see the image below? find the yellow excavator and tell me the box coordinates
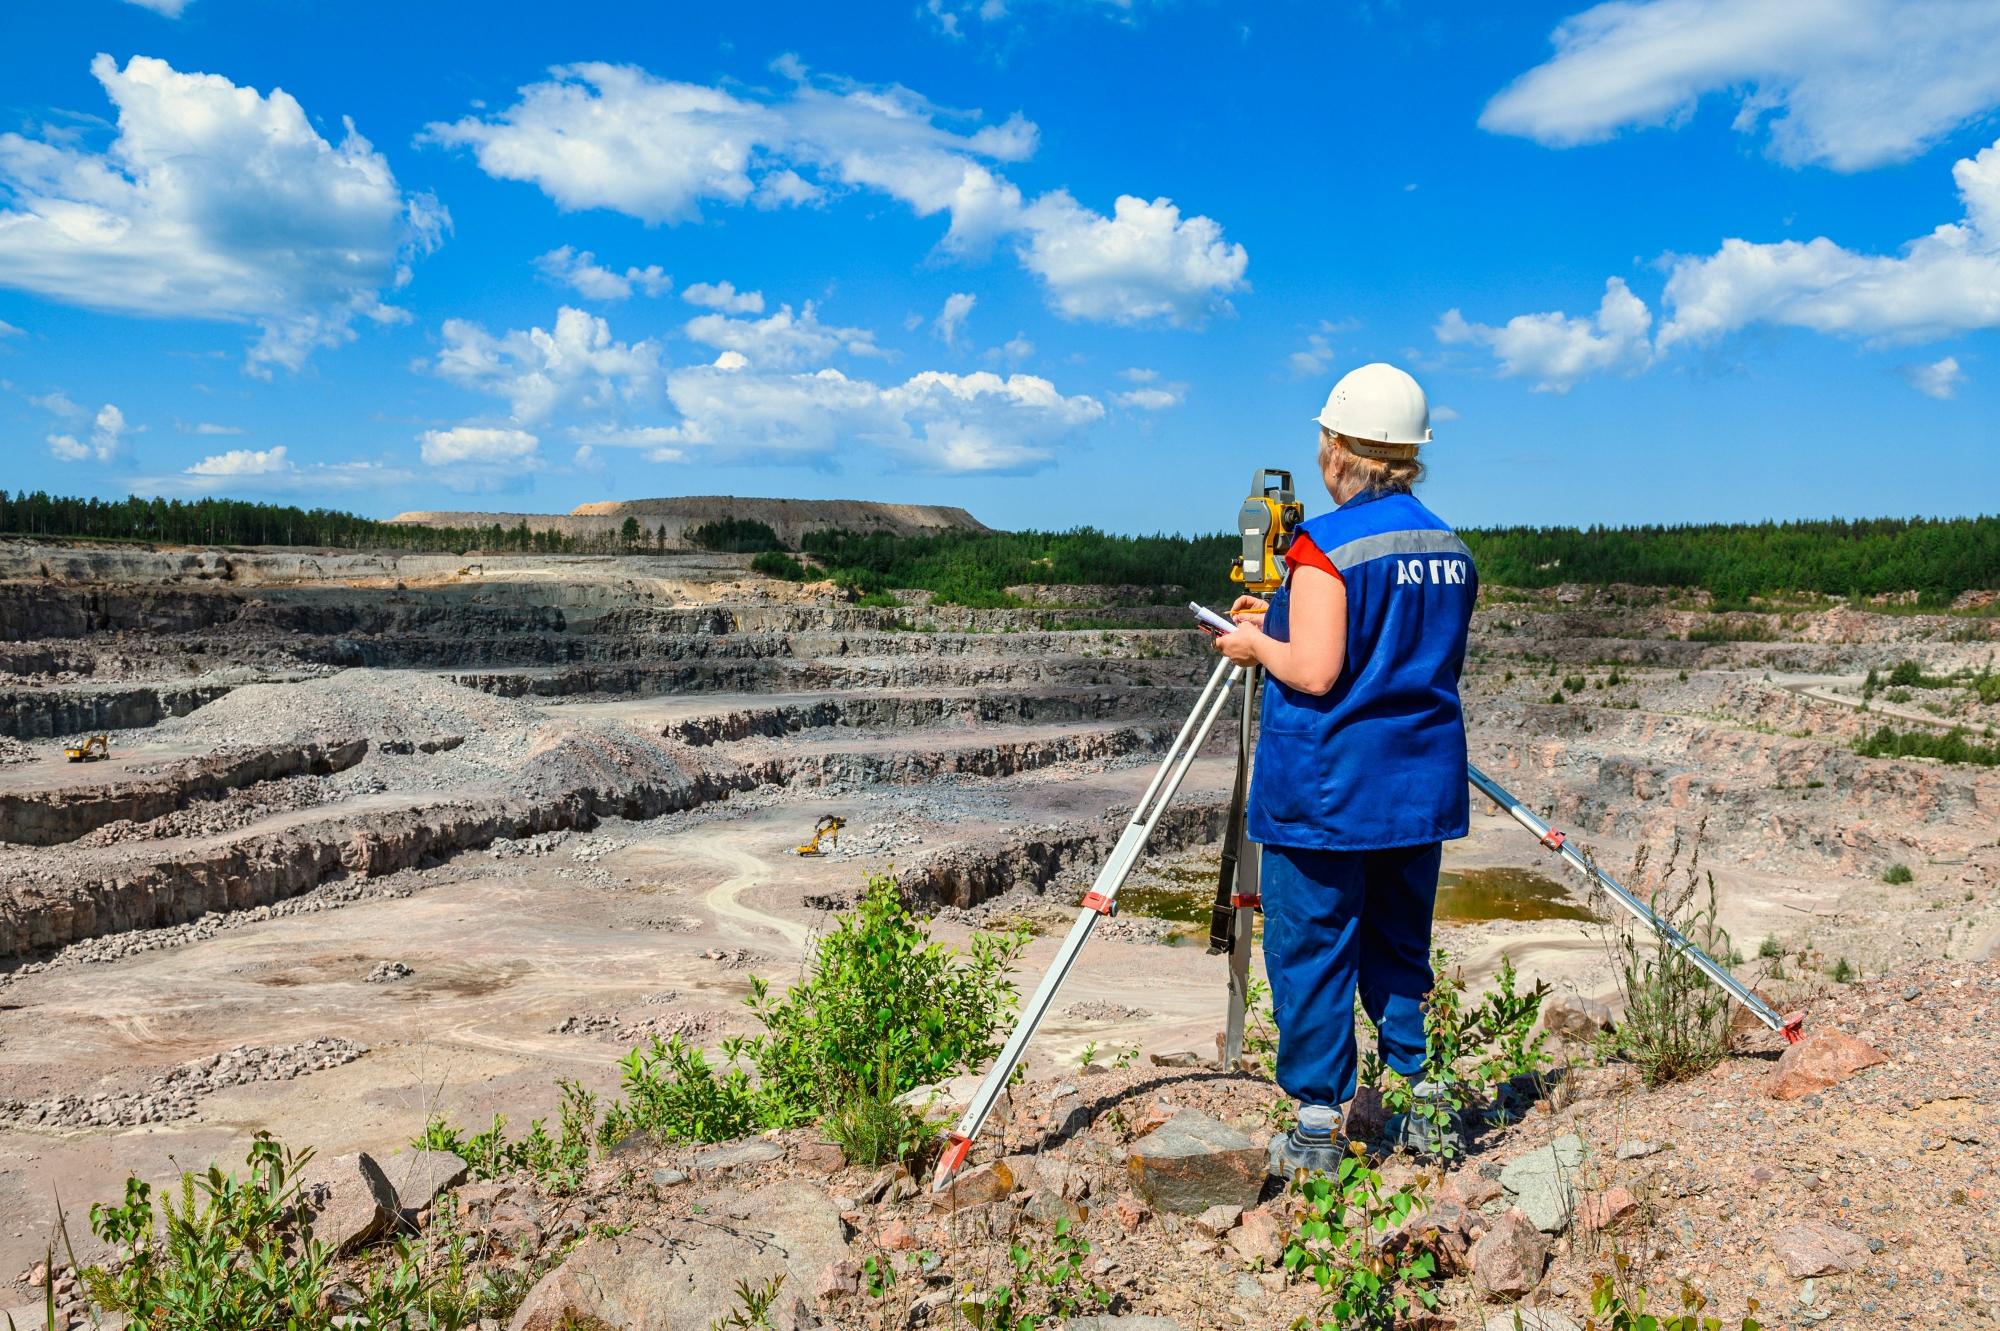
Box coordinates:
[793,815,845,857]
[64,734,110,763]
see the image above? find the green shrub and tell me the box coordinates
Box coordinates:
[1470,953,1552,1086]
[688,518,785,553]
[599,1036,768,1146]
[1757,934,1783,959]
[750,550,810,581]
[76,1133,493,1330]
[745,874,1030,1122]
[1882,862,1914,885]
[1610,852,1733,1088]
[1281,1147,1438,1330]
[1830,956,1857,983]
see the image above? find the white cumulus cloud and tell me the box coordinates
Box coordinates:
[154,450,411,496]
[681,280,766,314]
[933,292,976,345]
[0,54,447,374]
[682,302,882,370]
[425,61,1244,326]
[418,425,541,467]
[1436,277,1654,393]
[47,402,128,462]
[534,246,669,300]
[1442,135,2000,388]
[428,306,660,424]
[1482,0,2000,171]
[185,444,290,476]
[1113,383,1185,410]
[1900,356,1964,400]
[124,0,192,14]
[1017,193,1247,325]
[1659,138,2000,347]
[576,358,1101,474]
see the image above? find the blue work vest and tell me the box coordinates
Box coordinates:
[1246,488,1477,851]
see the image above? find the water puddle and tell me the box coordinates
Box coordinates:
[1114,863,1589,925]
[1436,867,1591,923]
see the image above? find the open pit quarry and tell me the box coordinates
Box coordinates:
[1,536,1997,1327]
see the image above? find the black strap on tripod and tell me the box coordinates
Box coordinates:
[1207,670,1254,955]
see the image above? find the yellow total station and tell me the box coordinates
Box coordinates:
[1228,469,1304,596]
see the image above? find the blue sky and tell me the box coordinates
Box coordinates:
[1,0,1995,536]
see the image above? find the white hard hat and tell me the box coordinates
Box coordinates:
[1312,362,1432,458]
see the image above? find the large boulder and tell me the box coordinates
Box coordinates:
[1469,1207,1549,1298]
[507,1181,850,1330]
[1541,995,1614,1042]
[1498,1134,1585,1234]
[1766,1033,1887,1101]
[384,1149,468,1215]
[297,1152,397,1254]
[1124,1109,1263,1215]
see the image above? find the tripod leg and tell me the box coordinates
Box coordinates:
[932,660,1244,1190]
[1221,666,1259,1067]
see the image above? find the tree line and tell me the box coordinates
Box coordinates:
[4,490,1995,604]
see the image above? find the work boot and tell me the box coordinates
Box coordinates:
[1267,1103,1347,1179]
[1383,1080,1469,1160]
[1267,1125,1347,1179]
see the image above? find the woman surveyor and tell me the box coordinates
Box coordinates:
[1211,361,1478,1175]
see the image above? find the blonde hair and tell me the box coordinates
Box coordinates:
[1320,428,1423,497]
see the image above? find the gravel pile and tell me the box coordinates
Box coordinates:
[161,670,540,752]
[552,1011,711,1044]
[73,773,335,847]
[0,1036,366,1129]
[366,960,414,982]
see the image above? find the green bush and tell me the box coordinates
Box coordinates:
[587,873,1028,1149]
[1281,1147,1438,1330]
[688,518,785,552]
[750,550,810,581]
[1469,953,1552,1085]
[745,874,1029,1122]
[600,1035,768,1147]
[76,1133,496,1330]
[1830,956,1857,983]
[1882,862,1914,885]
[1611,856,1734,1088]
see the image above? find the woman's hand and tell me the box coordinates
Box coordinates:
[1229,595,1269,620]
[1213,618,1265,665]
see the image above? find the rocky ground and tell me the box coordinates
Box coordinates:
[0,539,1995,1327]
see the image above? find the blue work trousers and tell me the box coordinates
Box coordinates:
[1259,841,1440,1108]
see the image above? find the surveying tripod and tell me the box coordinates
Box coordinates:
[930,473,1806,1193]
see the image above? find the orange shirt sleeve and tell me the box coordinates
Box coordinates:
[1284,530,1342,582]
